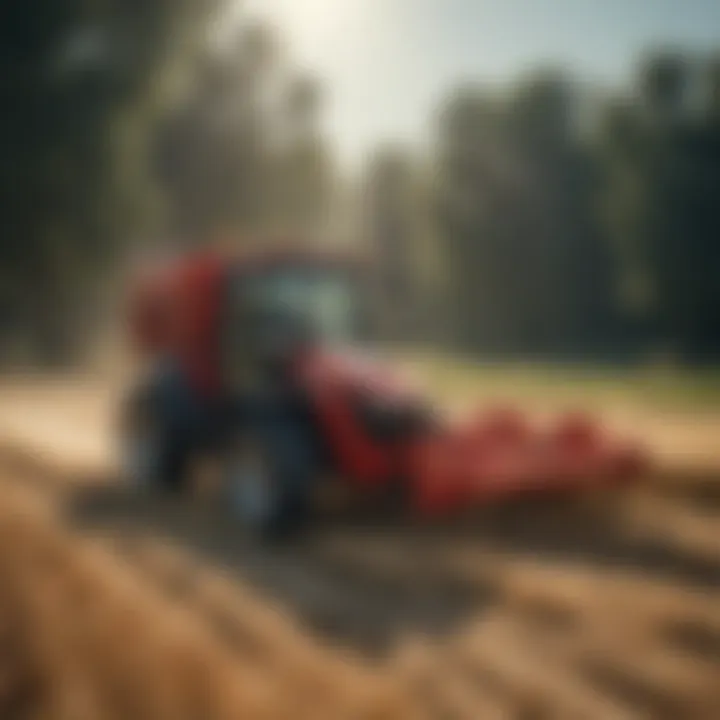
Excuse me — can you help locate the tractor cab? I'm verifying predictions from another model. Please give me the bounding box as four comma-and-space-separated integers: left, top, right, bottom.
123, 244, 396, 538
221, 254, 370, 393
126, 246, 372, 394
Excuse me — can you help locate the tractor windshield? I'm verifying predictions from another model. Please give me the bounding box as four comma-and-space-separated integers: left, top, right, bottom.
232, 264, 364, 347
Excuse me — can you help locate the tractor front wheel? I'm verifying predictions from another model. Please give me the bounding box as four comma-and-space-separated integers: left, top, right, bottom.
224, 429, 314, 541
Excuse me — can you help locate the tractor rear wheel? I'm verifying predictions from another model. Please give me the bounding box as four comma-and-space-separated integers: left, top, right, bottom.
119, 388, 190, 495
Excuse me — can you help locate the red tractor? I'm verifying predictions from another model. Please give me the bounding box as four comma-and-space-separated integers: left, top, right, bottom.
120, 245, 648, 538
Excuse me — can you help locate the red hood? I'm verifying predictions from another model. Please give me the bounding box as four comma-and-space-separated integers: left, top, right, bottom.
295, 346, 418, 401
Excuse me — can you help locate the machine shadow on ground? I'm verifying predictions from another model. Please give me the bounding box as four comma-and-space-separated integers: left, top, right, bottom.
65, 468, 720, 656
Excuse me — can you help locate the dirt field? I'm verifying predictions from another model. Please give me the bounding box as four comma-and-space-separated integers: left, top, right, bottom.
0, 373, 719, 719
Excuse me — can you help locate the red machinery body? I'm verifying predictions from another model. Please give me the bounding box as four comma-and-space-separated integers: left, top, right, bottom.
127, 249, 648, 517
294, 348, 647, 516
127, 250, 225, 396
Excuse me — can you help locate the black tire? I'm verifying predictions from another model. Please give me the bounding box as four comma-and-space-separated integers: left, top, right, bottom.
119, 387, 190, 495
225, 432, 313, 541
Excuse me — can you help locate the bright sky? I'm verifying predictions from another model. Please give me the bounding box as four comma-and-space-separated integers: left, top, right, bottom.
241, 0, 720, 169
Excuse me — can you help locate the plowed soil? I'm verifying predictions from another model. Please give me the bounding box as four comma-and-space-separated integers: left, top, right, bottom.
0, 374, 718, 719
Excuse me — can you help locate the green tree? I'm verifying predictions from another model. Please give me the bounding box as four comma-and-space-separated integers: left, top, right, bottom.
361, 146, 439, 342
271, 75, 335, 238
433, 73, 616, 356
0, 0, 219, 363
152, 25, 335, 245
599, 51, 720, 360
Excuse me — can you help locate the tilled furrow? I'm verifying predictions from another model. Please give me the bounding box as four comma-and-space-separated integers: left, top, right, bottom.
1, 441, 720, 719
99, 533, 423, 719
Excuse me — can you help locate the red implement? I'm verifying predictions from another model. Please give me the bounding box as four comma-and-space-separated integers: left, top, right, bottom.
409, 409, 649, 517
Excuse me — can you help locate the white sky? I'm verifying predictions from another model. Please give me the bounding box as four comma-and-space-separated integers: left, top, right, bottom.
240, 0, 720, 170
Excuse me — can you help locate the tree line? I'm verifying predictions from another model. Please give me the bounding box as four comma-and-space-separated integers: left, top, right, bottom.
368, 53, 720, 362
0, 1, 334, 364
1, 0, 718, 365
